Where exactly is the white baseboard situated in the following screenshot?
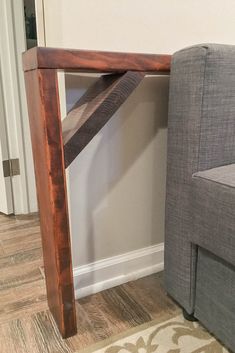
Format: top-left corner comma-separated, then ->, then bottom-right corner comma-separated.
73,243 -> 164,299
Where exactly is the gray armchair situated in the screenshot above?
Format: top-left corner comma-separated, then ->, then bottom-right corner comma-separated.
165,44 -> 235,351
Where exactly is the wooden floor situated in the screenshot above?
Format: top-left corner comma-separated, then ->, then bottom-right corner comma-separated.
0,213 -> 179,353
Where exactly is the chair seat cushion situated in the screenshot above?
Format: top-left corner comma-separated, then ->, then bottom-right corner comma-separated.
192,164 -> 235,266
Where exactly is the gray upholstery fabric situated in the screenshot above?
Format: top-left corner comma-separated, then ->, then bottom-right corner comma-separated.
165,44 -> 235,313
197,45 -> 235,171
195,248 -> 235,352
165,46 -> 207,313
192,165 -> 235,267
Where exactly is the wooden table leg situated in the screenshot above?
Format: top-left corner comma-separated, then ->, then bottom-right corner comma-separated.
24,68 -> 77,338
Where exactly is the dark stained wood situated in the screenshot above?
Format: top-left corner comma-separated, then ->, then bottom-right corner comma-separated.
22,47 -> 171,73
22,46 -> 171,338
24,69 -> 77,338
63,71 -> 145,167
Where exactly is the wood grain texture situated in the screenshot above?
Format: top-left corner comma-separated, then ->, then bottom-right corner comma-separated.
63,71 -> 145,167
123,273 -> 177,316
0,262 -> 42,291
0,244 -> 4,256
24,69 -> 77,338
0,280 -> 47,324
0,219 -> 40,240
22,47 -> 171,73
22,46 -> 171,338
0,213 -> 180,352
1,232 -> 41,255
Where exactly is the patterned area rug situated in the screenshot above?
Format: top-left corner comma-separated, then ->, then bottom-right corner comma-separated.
79,314 -> 230,353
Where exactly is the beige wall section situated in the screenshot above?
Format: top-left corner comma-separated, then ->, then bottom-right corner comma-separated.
64,75 -> 168,266
43,0 -> 235,53
42,0 -> 235,268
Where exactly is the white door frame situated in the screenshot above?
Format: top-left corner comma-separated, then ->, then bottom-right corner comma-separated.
35,0 -> 46,46
0,0 -> 37,214
0,61 -> 13,214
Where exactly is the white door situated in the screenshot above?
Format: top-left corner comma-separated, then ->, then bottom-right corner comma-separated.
0,0 -> 38,215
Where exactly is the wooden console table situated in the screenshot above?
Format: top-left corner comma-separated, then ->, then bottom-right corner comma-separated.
22,47 -> 171,338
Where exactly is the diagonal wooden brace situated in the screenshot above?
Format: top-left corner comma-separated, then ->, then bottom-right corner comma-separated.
63,71 -> 145,167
